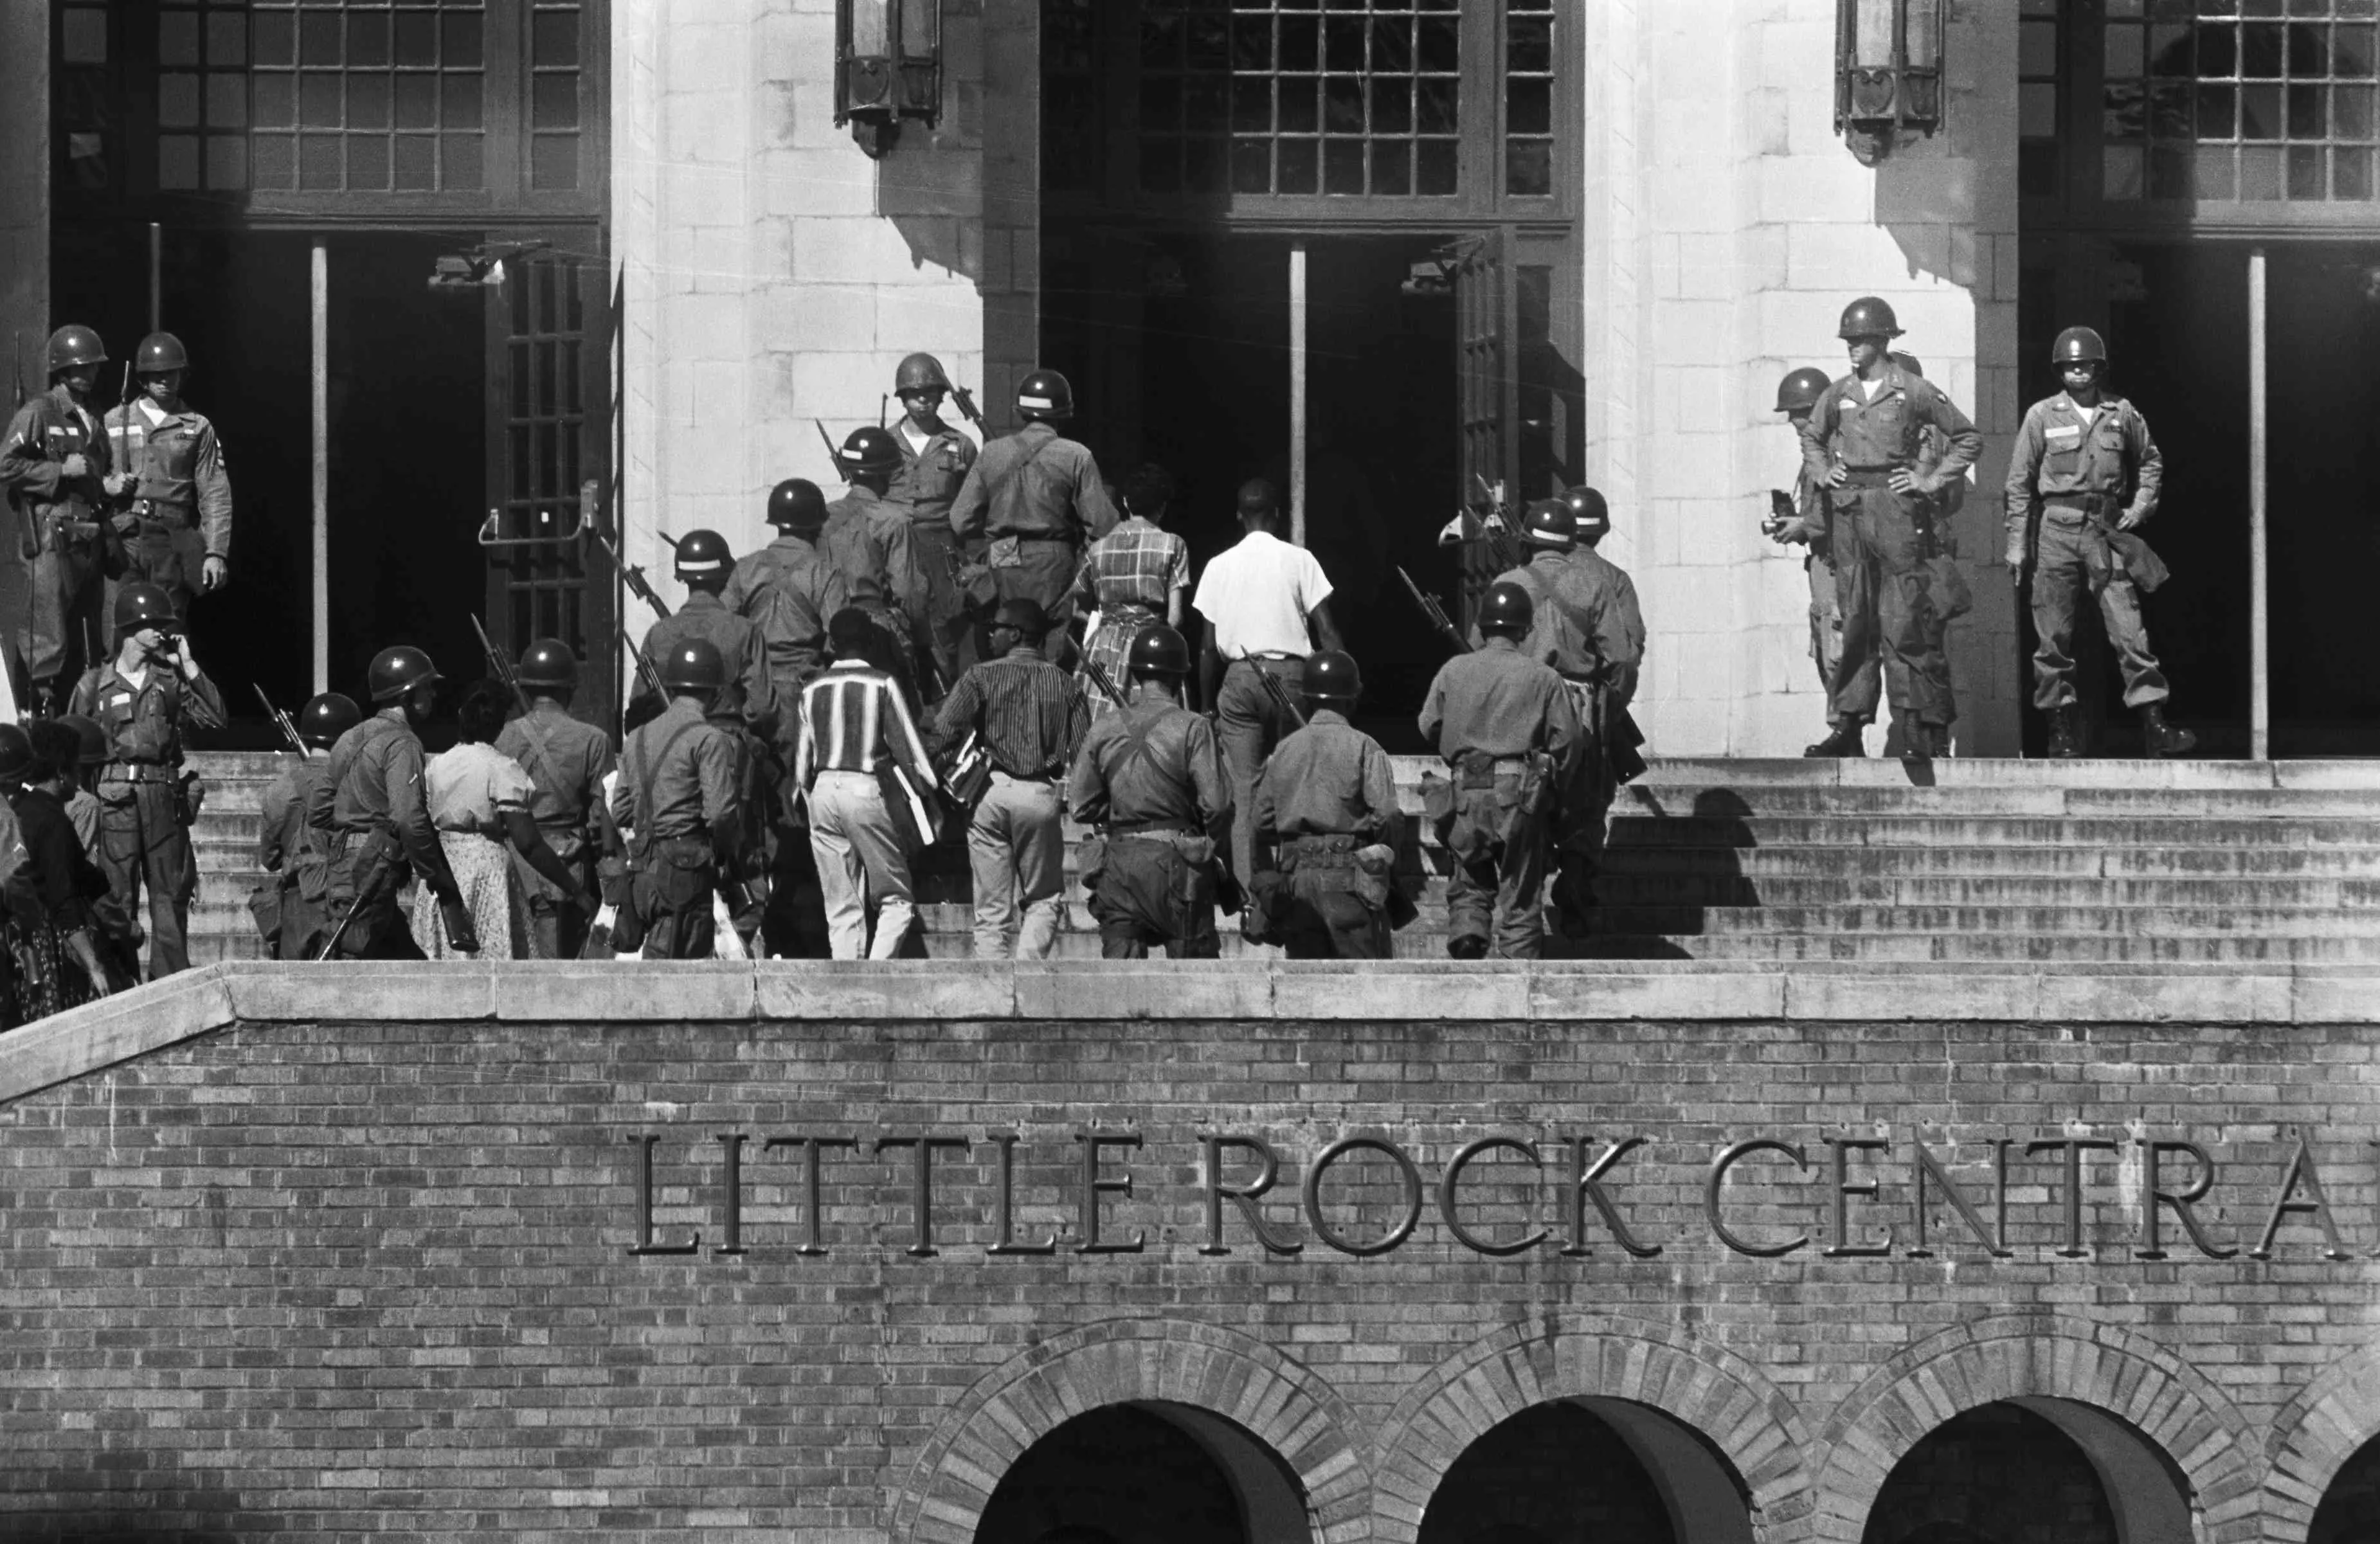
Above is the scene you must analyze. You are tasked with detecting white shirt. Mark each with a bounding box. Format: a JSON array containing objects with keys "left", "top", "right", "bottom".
[{"left": 1191, "top": 529, "right": 1332, "bottom": 660}]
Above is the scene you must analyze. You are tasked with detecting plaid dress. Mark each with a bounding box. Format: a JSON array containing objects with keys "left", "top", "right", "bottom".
[{"left": 1074, "top": 518, "right": 1189, "bottom": 719}]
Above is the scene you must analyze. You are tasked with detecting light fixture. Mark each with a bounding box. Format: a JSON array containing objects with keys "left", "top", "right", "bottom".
[
  {"left": 427, "top": 239, "right": 550, "bottom": 294},
  {"left": 836, "top": 0, "right": 944, "bottom": 159},
  {"left": 1835, "top": 0, "right": 1945, "bottom": 166}
]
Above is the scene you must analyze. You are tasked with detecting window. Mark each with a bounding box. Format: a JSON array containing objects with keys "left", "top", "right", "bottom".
[
  {"left": 2103, "top": 0, "right": 2380, "bottom": 203},
  {"left": 2019, "top": 0, "right": 2062, "bottom": 199}
]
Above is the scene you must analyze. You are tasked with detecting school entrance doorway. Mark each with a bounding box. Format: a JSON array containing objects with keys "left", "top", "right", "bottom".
[
  {"left": 1038, "top": 0, "right": 1584, "bottom": 746},
  {"left": 43, "top": 0, "right": 611, "bottom": 739}
]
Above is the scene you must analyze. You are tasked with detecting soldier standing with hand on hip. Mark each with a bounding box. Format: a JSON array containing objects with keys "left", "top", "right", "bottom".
[
  {"left": 2005, "top": 326, "right": 2195, "bottom": 759},
  {"left": 103, "top": 332, "right": 232, "bottom": 624},
  {"left": 1798, "top": 297, "right": 1981, "bottom": 763}
]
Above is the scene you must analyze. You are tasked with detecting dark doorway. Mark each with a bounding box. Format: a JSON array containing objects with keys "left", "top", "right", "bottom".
[
  {"left": 2104, "top": 240, "right": 2380, "bottom": 755},
  {"left": 1419, "top": 1401, "right": 1686, "bottom": 1544},
  {"left": 974, "top": 1404, "right": 1259, "bottom": 1544},
  {"left": 1042, "top": 228, "right": 1463, "bottom": 750},
  {"left": 2311, "top": 1433, "right": 2380, "bottom": 1544},
  {"left": 50, "top": 225, "right": 487, "bottom": 737},
  {"left": 1862, "top": 1403, "right": 2115, "bottom": 1544}
]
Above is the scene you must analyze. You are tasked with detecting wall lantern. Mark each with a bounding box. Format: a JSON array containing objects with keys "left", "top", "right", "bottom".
[
  {"left": 1834, "top": 0, "right": 1944, "bottom": 166},
  {"left": 835, "top": 0, "right": 943, "bottom": 158}
]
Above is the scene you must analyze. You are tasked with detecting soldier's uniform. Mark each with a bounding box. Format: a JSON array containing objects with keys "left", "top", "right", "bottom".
[
  {"left": 1250, "top": 662, "right": 1403, "bottom": 960},
  {"left": 2005, "top": 327, "right": 2190, "bottom": 757},
  {"left": 495, "top": 699, "right": 614, "bottom": 960},
  {"left": 948, "top": 371, "right": 1120, "bottom": 636},
  {"left": 1067, "top": 636, "right": 1231, "bottom": 960},
  {"left": 1772, "top": 368, "right": 1855, "bottom": 716},
  {"left": 1798, "top": 307, "right": 1981, "bottom": 750},
  {"left": 630, "top": 589, "right": 776, "bottom": 735},
  {"left": 1, "top": 368, "right": 117, "bottom": 706},
  {"left": 611, "top": 695, "right": 742, "bottom": 960},
  {"left": 255, "top": 750, "right": 334, "bottom": 960},
  {"left": 308, "top": 701, "right": 469, "bottom": 961},
  {"left": 67, "top": 622, "right": 224, "bottom": 980},
  {"left": 102, "top": 397, "right": 230, "bottom": 622},
  {"left": 1421, "top": 587, "right": 1580, "bottom": 961},
  {"left": 723, "top": 521, "right": 849, "bottom": 730},
  {"left": 887, "top": 403, "right": 982, "bottom": 687}
]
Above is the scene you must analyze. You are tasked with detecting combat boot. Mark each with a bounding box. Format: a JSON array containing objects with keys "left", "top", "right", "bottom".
[
  {"left": 1803, "top": 721, "right": 1866, "bottom": 758},
  {"left": 2140, "top": 701, "right": 2199, "bottom": 758},
  {"left": 2045, "top": 705, "right": 2080, "bottom": 759},
  {"left": 1898, "top": 719, "right": 1944, "bottom": 764}
]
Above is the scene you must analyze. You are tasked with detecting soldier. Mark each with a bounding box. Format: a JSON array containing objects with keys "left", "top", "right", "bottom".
[
  {"left": 825, "top": 427, "right": 919, "bottom": 639},
  {"left": 2005, "top": 326, "right": 2196, "bottom": 759},
  {"left": 1067, "top": 624, "right": 1232, "bottom": 960},
  {"left": 307, "top": 646, "right": 477, "bottom": 960},
  {"left": 930, "top": 598, "right": 1087, "bottom": 960},
  {"left": 2, "top": 721, "right": 115, "bottom": 1012},
  {"left": 66, "top": 582, "right": 225, "bottom": 978},
  {"left": 1798, "top": 297, "right": 1982, "bottom": 762},
  {"left": 948, "top": 367, "right": 1121, "bottom": 638},
  {"left": 885, "top": 352, "right": 982, "bottom": 687},
  {"left": 609, "top": 640, "right": 746, "bottom": 960},
  {"left": 1250, "top": 650, "right": 1404, "bottom": 960},
  {"left": 1073, "top": 462, "right": 1189, "bottom": 723},
  {"left": 1765, "top": 366, "right": 1864, "bottom": 744},
  {"left": 1, "top": 325, "right": 131, "bottom": 714},
  {"left": 1420, "top": 581, "right": 1581, "bottom": 961},
  {"left": 627, "top": 528, "right": 776, "bottom": 735},
  {"left": 494, "top": 640, "right": 616, "bottom": 958},
  {"left": 252, "top": 692, "right": 359, "bottom": 961},
  {"left": 53, "top": 714, "right": 107, "bottom": 857},
  {"left": 102, "top": 332, "right": 233, "bottom": 624},
  {"left": 1193, "top": 478, "right": 1343, "bottom": 886},
  {"left": 724, "top": 478, "right": 851, "bottom": 735},
  {"left": 794, "top": 610, "right": 941, "bottom": 960}
]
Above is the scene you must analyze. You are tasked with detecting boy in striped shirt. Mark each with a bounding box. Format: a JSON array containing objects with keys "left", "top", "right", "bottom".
[{"left": 795, "top": 609, "right": 942, "bottom": 959}]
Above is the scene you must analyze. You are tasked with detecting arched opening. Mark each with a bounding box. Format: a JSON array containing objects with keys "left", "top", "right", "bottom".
[
  {"left": 2310, "top": 1432, "right": 2380, "bottom": 1544},
  {"left": 1861, "top": 1398, "right": 2194, "bottom": 1544},
  {"left": 973, "top": 1399, "right": 1312, "bottom": 1544},
  {"left": 1417, "top": 1396, "right": 1754, "bottom": 1544}
]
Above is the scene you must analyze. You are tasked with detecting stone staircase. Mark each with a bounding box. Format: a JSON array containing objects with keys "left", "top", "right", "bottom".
[{"left": 180, "top": 753, "right": 2380, "bottom": 966}]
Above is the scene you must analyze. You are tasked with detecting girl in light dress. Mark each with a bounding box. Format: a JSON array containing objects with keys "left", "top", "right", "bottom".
[{"left": 411, "top": 681, "right": 590, "bottom": 958}]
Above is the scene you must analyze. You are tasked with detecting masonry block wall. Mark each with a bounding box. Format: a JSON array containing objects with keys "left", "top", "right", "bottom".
[{"left": 5, "top": 998, "right": 2380, "bottom": 1542}]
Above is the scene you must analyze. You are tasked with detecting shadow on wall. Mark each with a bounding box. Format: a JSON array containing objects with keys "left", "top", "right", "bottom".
[
  {"left": 878, "top": 128, "right": 984, "bottom": 287},
  {"left": 19, "top": 1462, "right": 251, "bottom": 1544}
]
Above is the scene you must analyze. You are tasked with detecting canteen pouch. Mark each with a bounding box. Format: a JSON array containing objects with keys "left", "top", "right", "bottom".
[
  {"left": 246, "top": 880, "right": 282, "bottom": 947},
  {"left": 598, "top": 853, "right": 645, "bottom": 953},
  {"left": 1420, "top": 769, "right": 1456, "bottom": 826},
  {"left": 1074, "top": 834, "right": 1107, "bottom": 892},
  {"left": 987, "top": 534, "right": 1023, "bottom": 570},
  {"left": 630, "top": 837, "right": 713, "bottom": 922}
]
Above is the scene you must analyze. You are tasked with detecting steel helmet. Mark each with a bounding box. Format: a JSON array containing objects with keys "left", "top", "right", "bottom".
[
  {"left": 516, "top": 638, "right": 578, "bottom": 690},
  {"left": 1015, "top": 368, "right": 1076, "bottom": 422},
  {"left": 767, "top": 478, "right": 827, "bottom": 530},
  {"left": 1836, "top": 296, "right": 1904, "bottom": 341},
  {"left": 1774, "top": 367, "right": 1832, "bottom": 414},
  {"left": 44, "top": 324, "right": 107, "bottom": 376},
  {"left": 134, "top": 332, "right": 189, "bottom": 375},
  {"left": 658, "top": 638, "right": 728, "bottom": 692},
  {"left": 1522, "top": 500, "right": 1576, "bottom": 549},
  {"left": 55, "top": 714, "right": 107, "bottom": 768},
  {"left": 895, "top": 352, "right": 951, "bottom": 395},
  {"left": 113, "top": 582, "right": 177, "bottom": 636},
  {"left": 672, "top": 528, "right": 733, "bottom": 580},
  {"left": 1559, "top": 485, "right": 1611, "bottom": 543},
  {"left": 367, "top": 645, "right": 442, "bottom": 704},
  {"left": 2051, "top": 326, "right": 2109, "bottom": 366},
  {"left": 0, "top": 724, "right": 33, "bottom": 783},
  {"left": 1477, "top": 580, "right": 1535, "bottom": 636},
  {"left": 1127, "top": 624, "right": 1191, "bottom": 678},
  {"left": 838, "top": 426, "right": 903, "bottom": 478},
  {"left": 299, "top": 692, "right": 362, "bottom": 748},
  {"left": 1303, "top": 650, "right": 1361, "bottom": 703}
]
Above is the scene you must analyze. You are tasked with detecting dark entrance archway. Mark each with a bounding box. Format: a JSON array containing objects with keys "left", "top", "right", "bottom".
[
  {"left": 973, "top": 1399, "right": 1311, "bottom": 1544},
  {"left": 1861, "top": 1398, "right": 2195, "bottom": 1544},
  {"left": 1416, "top": 1396, "right": 1755, "bottom": 1544},
  {"left": 2310, "top": 1432, "right": 2380, "bottom": 1544}
]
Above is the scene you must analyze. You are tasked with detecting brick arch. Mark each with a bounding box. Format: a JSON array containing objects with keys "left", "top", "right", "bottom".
[
  {"left": 1812, "top": 1315, "right": 2262, "bottom": 1544},
  {"left": 888, "top": 1316, "right": 1373, "bottom": 1544},
  {"left": 2263, "top": 1342, "right": 2380, "bottom": 1541},
  {"left": 1369, "top": 1313, "right": 1817, "bottom": 1544}
]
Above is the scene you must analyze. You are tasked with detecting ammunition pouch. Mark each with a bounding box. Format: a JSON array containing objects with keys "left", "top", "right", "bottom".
[
  {"left": 630, "top": 835, "right": 716, "bottom": 925},
  {"left": 322, "top": 827, "right": 404, "bottom": 958}
]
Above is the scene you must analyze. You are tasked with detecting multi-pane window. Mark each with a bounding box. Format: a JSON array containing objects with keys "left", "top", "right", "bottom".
[
  {"left": 1139, "top": 0, "right": 1465, "bottom": 198},
  {"left": 2104, "top": 0, "right": 2380, "bottom": 202},
  {"left": 498, "top": 258, "right": 592, "bottom": 657},
  {"left": 527, "top": 2, "right": 584, "bottom": 192},
  {"left": 2019, "top": 0, "right": 2061, "bottom": 198},
  {"left": 246, "top": 0, "right": 489, "bottom": 194},
  {"left": 1505, "top": 0, "right": 1555, "bottom": 195}
]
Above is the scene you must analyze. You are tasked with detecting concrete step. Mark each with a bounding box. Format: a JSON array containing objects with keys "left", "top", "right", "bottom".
[
  {"left": 1594, "top": 844, "right": 2380, "bottom": 878},
  {"left": 911, "top": 929, "right": 2380, "bottom": 964}
]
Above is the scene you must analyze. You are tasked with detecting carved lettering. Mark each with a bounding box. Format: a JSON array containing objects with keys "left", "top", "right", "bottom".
[
  {"left": 1822, "top": 1136, "right": 1893, "bottom": 1258},
  {"left": 987, "top": 1133, "right": 1058, "bottom": 1256},
  {"left": 1073, "top": 1130, "right": 1145, "bottom": 1254},
  {"left": 1907, "top": 1136, "right": 2012, "bottom": 1259},
  {"left": 874, "top": 1134, "right": 971, "bottom": 1258},
  {"left": 2251, "top": 1129, "right": 2352, "bottom": 1261},
  {"left": 762, "top": 1135, "right": 858, "bottom": 1256},
  {"left": 1706, "top": 1139, "right": 1808, "bottom": 1257},
  {"left": 1436, "top": 1136, "right": 1546, "bottom": 1257},
  {"left": 2026, "top": 1137, "right": 2120, "bottom": 1259},
  {"left": 627, "top": 1134, "right": 700, "bottom": 1257},
  {"left": 1303, "top": 1136, "right": 1423, "bottom": 1257},
  {"left": 1558, "top": 1136, "right": 1662, "bottom": 1259},
  {"left": 1199, "top": 1134, "right": 1303, "bottom": 1256},
  {"left": 2135, "top": 1137, "right": 2236, "bottom": 1261}
]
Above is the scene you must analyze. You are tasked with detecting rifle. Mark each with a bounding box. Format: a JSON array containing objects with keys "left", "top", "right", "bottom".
[
  {"left": 1082, "top": 658, "right": 1128, "bottom": 711},
  {"left": 1254, "top": 663, "right": 1307, "bottom": 731},
  {"left": 1468, "top": 472, "right": 1525, "bottom": 573},
  {"left": 816, "top": 417, "right": 843, "bottom": 469},
  {"left": 1395, "top": 566, "right": 1471, "bottom": 656},
  {"left": 949, "top": 384, "right": 985, "bottom": 430},
  {"left": 581, "top": 477, "right": 672, "bottom": 620},
  {"left": 473, "top": 614, "right": 533, "bottom": 716},
  {"left": 253, "top": 684, "right": 305, "bottom": 755},
  {"left": 622, "top": 619, "right": 670, "bottom": 709}
]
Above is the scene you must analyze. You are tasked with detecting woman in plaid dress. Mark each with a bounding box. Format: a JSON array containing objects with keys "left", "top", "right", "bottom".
[{"left": 1072, "top": 464, "right": 1190, "bottom": 719}]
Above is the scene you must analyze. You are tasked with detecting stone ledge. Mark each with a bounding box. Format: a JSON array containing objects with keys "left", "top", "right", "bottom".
[{"left": 1, "top": 960, "right": 2374, "bottom": 1106}]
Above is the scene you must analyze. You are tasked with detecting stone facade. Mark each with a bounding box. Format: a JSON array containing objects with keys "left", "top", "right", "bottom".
[{"left": 4, "top": 962, "right": 2379, "bottom": 1541}]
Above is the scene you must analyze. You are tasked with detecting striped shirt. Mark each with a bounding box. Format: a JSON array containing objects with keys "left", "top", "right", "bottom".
[
  {"left": 1074, "top": 517, "right": 1188, "bottom": 614},
  {"left": 795, "top": 660, "right": 937, "bottom": 788},
  {"left": 931, "top": 646, "right": 1088, "bottom": 780}
]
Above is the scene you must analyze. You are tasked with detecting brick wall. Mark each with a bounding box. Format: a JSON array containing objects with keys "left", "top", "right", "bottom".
[{"left": 4, "top": 973, "right": 2380, "bottom": 1542}]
